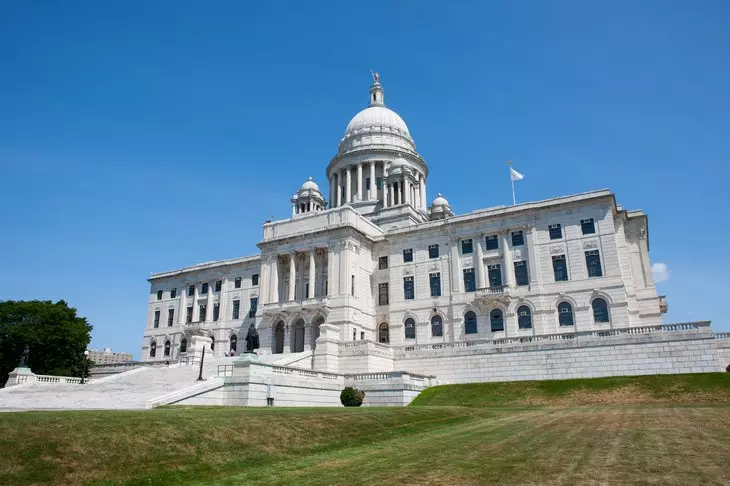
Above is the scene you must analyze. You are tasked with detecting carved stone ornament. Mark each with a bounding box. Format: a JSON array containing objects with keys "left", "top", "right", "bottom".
[
  {"left": 583, "top": 240, "right": 599, "bottom": 250},
  {"left": 512, "top": 249, "right": 523, "bottom": 259},
  {"left": 549, "top": 246, "right": 565, "bottom": 255},
  {"left": 639, "top": 226, "right": 647, "bottom": 239},
  {"left": 403, "top": 267, "right": 414, "bottom": 276}
]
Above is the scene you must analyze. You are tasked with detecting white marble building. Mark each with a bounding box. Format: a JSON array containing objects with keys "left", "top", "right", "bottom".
[{"left": 141, "top": 75, "right": 693, "bottom": 382}]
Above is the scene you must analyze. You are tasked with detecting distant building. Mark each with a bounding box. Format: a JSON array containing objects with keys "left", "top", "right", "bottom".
[{"left": 87, "top": 348, "right": 133, "bottom": 365}]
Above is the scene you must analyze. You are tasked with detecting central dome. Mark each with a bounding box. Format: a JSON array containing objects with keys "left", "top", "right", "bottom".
[{"left": 343, "top": 106, "right": 411, "bottom": 139}]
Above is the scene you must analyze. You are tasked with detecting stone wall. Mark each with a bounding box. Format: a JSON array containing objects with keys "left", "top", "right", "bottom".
[{"left": 716, "top": 333, "right": 730, "bottom": 371}]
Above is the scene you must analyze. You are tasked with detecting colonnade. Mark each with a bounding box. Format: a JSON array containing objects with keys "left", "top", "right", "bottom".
[
  {"left": 329, "top": 161, "right": 426, "bottom": 211},
  {"left": 177, "top": 277, "right": 228, "bottom": 324},
  {"left": 267, "top": 248, "right": 329, "bottom": 303}
]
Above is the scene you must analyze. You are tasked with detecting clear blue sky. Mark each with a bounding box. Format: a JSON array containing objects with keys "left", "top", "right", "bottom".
[{"left": 1, "top": 1, "right": 728, "bottom": 358}]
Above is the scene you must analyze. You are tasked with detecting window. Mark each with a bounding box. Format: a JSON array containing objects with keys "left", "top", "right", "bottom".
[
  {"left": 558, "top": 302, "right": 574, "bottom": 326},
  {"left": 376, "top": 177, "right": 382, "bottom": 190},
  {"left": 232, "top": 300, "right": 240, "bottom": 319},
  {"left": 581, "top": 218, "right": 596, "bottom": 235},
  {"left": 378, "top": 323, "right": 389, "bottom": 343},
  {"left": 199, "top": 304, "right": 207, "bottom": 321},
  {"left": 403, "top": 276, "right": 414, "bottom": 300},
  {"left": 351, "top": 275, "right": 355, "bottom": 296},
  {"left": 379, "top": 256, "right": 388, "bottom": 270},
  {"left": 585, "top": 250, "right": 603, "bottom": 278},
  {"left": 164, "top": 340, "right": 171, "bottom": 357},
  {"left": 230, "top": 335, "right": 237, "bottom": 352},
  {"left": 490, "top": 309, "right": 504, "bottom": 332},
  {"left": 214, "top": 280, "right": 222, "bottom": 292},
  {"left": 366, "top": 177, "right": 370, "bottom": 191},
  {"left": 431, "top": 315, "right": 443, "bottom": 337},
  {"left": 210, "top": 335, "right": 215, "bottom": 351},
  {"left": 378, "top": 283, "right": 389, "bottom": 305},
  {"left": 180, "top": 338, "right": 187, "bottom": 353},
  {"left": 430, "top": 273, "right": 441, "bottom": 297},
  {"left": 171, "top": 288, "right": 177, "bottom": 299},
  {"left": 234, "top": 277, "right": 242, "bottom": 289},
  {"left": 514, "top": 261, "right": 529, "bottom": 286},
  {"left": 461, "top": 239, "right": 473, "bottom": 254},
  {"left": 186, "top": 306, "right": 193, "bottom": 323},
  {"left": 552, "top": 255, "right": 569, "bottom": 281},
  {"left": 149, "top": 341, "right": 157, "bottom": 358},
  {"left": 213, "top": 303, "right": 220, "bottom": 321},
  {"left": 517, "top": 306, "right": 532, "bottom": 329},
  {"left": 485, "top": 235, "right": 498, "bottom": 250},
  {"left": 549, "top": 224, "right": 562, "bottom": 240},
  {"left": 511, "top": 230, "right": 524, "bottom": 246},
  {"left": 156, "top": 290, "right": 163, "bottom": 300},
  {"left": 153, "top": 310, "right": 160, "bottom": 328},
  {"left": 404, "top": 318, "right": 416, "bottom": 339},
  {"left": 463, "top": 268, "right": 476, "bottom": 292},
  {"left": 488, "top": 264, "right": 502, "bottom": 288},
  {"left": 428, "top": 244, "right": 439, "bottom": 259},
  {"left": 465, "top": 311, "right": 477, "bottom": 334},
  {"left": 201, "top": 283, "right": 209, "bottom": 295},
  {"left": 403, "top": 248, "right": 413, "bottom": 263},
  {"left": 592, "top": 298, "right": 609, "bottom": 323},
  {"left": 167, "top": 309, "right": 174, "bottom": 327},
  {"left": 252, "top": 274, "right": 259, "bottom": 286},
  {"left": 249, "top": 298, "right": 258, "bottom": 318},
  {"left": 188, "top": 285, "right": 195, "bottom": 297}
]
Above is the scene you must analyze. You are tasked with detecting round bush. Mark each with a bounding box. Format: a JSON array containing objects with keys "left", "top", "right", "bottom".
[{"left": 340, "top": 386, "right": 365, "bottom": 407}]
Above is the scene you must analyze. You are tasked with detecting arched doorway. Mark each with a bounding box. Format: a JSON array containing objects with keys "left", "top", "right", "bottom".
[
  {"left": 378, "top": 322, "right": 389, "bottom": 343},
  {"left": 274, "top": 321, "right": 285, "bottom": 354},
  {"left": 311, "top": 315, "right": 325, "bottom": 350},
  {"left": 292, "top": 318, "right": 305, "bottom": 353}
]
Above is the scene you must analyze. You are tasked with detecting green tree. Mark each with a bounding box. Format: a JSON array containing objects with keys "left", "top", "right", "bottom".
[{"left": 0, "top": 300, "right": 92, "bottom": 387}]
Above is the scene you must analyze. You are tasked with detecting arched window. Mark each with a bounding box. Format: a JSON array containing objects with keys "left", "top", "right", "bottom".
[
  {"left": 431, "top": 315, "right": 443, "bottom": 337},
  {"left": 274, "top": 321, "right": 285, "bottom": 354},
  {"left": 517, "top": 306, "right": 532, "bottom": 329},
  {"left": 464, "top": 311, "right": 477, "bottom": 334},
  {"left": 404, "top": 318, "right": 416, "bottom": 339},
  {"left": 180, "top": 338, "right": 187, "bottom": 353},
  {"left": 592, "top": 298, "right": 609, "bottom": 323},
  {"left": 209, "top": 334, "right": 215, "bottom": 351},
  {"left": 164, "top": 340, "right": 171, "bottom": 357},
  {"left": 558, "top": 302, "right": 574, "bottom": 326},
  {"left": 149, "top": 341, "right": 157, "bottom": 358},
  {"left": 490, "top": 309, "right": 504, "bottom": 332},
  {"left": 229, "top": 335, "right": 237, "bottom": 352},
  {"left": 378, "top": 323, "right": 390, "bottom": 343}
]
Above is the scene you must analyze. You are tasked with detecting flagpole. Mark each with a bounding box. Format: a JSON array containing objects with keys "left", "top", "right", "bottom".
[{"left": 509, "top": 160, "right": 516, "bottom": 205}]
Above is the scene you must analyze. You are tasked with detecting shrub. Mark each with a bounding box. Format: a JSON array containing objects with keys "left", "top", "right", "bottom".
[{"left": 340, "top": 387, "right": 365, "bottom": 407}]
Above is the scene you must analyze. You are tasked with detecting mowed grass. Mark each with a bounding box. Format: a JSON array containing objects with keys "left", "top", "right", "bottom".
[{"left": 0, "top": 373, "right": 728, "bottom": 485}]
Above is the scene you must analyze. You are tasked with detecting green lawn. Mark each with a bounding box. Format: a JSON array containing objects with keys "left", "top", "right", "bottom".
[{"left": 1, "top": 373, "right": 729, "bottom": 485}]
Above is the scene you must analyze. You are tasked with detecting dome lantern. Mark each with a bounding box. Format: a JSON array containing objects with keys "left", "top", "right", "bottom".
[{"left": 291, "top": 177, "right": 326, "bottom": 217}]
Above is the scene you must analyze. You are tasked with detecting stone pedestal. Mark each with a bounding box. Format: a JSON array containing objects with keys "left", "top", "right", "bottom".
[
  {"left": 187, "top": 335, "right": 212, "bottom": 365},
  {"left": 313, "top": 323, "right": 340, "bottom": 373},
  {"left": 6, "top": 367, "right": 36, "bottom": 386}
]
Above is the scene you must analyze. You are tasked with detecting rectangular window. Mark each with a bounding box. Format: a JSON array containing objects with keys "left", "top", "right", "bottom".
[
  {"left": 153, "top": 310, "right": 160, "bottom": 328},
  {"left": 215, "top": 280, "right": 222, "bottom": 292},
  {"left": 549, "top": 224, "right": 562, "bottom": 240},
  {"left": 514, "top": 261, "right": 529, "bottom": 286},
  {"left": 463, "top": 268, "right": 476, "bottom": 292},
  {"left": 186, "top": 306, "right": 193, "bottom": 323},
  {"left": 585, "top": 250, "right": 603, "bottom": 277},
  {"left": 379, "top": 256, "right": 388, "bottom": 269},
  {"left": 156, "top": 290, "right": 163, "bottom": 300},
  {"left": 252, "top": 274, "right": 259, "bottom": 286},
  {"left": 249, "top": 298, "right": 258, "bottom": 318},
  {"left": 581, "top": 218, "right": 596, "bottom": 235},
  {"left": 234, "top": 277, "right": 242, "bottom": 289},
  {"left": 403, "top": 276, "right": 414, "bottom": 300},
  {"left": 378, "top": 283, "right": 389, "bottom": 306},
  {"left": 488, "top": 264, "right": 503, "bottom": 288},
  {"left": 213, "top": 303, "right": 220, "bottom": 321},
  {"left": 201, "top": 283, "right": 209, "bottom": 295},
  {"left": 485, "top": 235, "right": 498, "bottom": 250},
  {"left": 552, "top": 255, "right": 569, "bottom": 281},
  {"left": 365, "top": 177, "right": 370, "bottom": 191},
  {"left": 232, "top": 300, "right": 240, "bottom": 320},
  {"left": 428, "top": 244, "right": 439, "bottom": 259},
  {"left": 403, "top": 248, "right": 413, "bottom": 263},
  {"left": 376, "top": 177, "right": 382, "bottom": 190},
  {"left": 461, "top": 239, "right": 473, "bottom": 254},
  {"left": 351, "top": 275, "right": 355, "bottom": 296},
  {"left": 511, "top": 230, "right": 524, "bottom": 246},
  {"left": 430, "top": 272, "right": 441, "bottom": 297},
  {"left": 167, "top": 309, "right": 174, "bottom": 327},
  {"left": 199, "top": 304, "right": 207, "bottom": 321},
  {"left": 188, "top": 285, "right": 195, "bottom": 297},
  {"left": 171, "top": 288, "right": 177, "bottom": 299}
]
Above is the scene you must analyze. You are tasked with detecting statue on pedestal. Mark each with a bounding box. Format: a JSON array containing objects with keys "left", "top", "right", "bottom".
[
  {"left": 18, "top": 346, "right": 30, "bottom": 368},
  {"left": 245, "top": 323, "right": 260, "bottom": 353}
]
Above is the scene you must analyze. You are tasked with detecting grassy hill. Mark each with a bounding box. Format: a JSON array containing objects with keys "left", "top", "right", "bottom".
[{"left": 410, "top": 372, "right": 730, "bottom": 407}]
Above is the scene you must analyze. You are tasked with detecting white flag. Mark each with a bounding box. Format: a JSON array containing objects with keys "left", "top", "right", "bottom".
[{"left": 510, "top": 167, "right": 524, "bottom": 181}]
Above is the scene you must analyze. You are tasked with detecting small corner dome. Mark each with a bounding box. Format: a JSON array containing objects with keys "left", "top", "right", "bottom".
[
  {"left": 432, "top": 193, "right": 449, "bottom": 207},
  {"left": 300, "top": 177, "right": 320, "bottom": 192}
]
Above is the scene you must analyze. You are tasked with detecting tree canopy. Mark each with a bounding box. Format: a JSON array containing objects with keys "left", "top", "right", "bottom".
[{"left": 0, "top": 300, "right": 92, "bottom": 387}]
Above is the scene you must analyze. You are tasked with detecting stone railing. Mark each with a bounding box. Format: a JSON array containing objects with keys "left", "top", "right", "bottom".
[
  {"left": 477, "top": 285, "right": 505, "bottom": 295},
  {"left": 714, "top": 332, "right": 730, "bottom": 340},
  {"left": 262, "top": 296, "right": 329, "bottom": 314},
  {"left": 340, "top": 340, "right": 395, "bottom": 359},
  {"left": 270, "top": 365, "right": 339, "bottom": 381},
  {"left": 9, "top": 373, "right": 90, "bottom": 386}
]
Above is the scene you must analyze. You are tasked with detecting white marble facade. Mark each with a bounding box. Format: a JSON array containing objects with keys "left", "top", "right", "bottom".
[{"left": 142, "top": 76, "right": 667, "bottom": 373}]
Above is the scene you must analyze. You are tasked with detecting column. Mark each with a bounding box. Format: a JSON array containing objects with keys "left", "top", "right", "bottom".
[
  {"left": 206, "top": 280, "right": 214, "bottom": 321},
  {"left": 178, "top": 282, "right": 187, "bottom": 324},
  {"left": 421, "top": 176, "right": 427, "bottom": 211},
  {"left": 271, "top": 256, "right": 279, "bottom": 303},
  {"left": 292, "top": 203, "right": 296, "bottom": 217},
  {"left": 308, "top": 249, "right": 316, "bottom": 299},
  {"left": 383, "top": 179, "right": 389, "bottom": 208},
  {"left": 192, "top": 284, "right": 199, "bottom": 321},
  {"left": 326, "top": 245, "right": 335, "bottom": 296},
  {"left": 526, "top": 226, "right": 540, "bottom": 285},
  {"left": 450, "top": 239, "right": 462, "bottom": 293},
  {"left": 336, "top": 173, "right": 342, "bottom": 207},
  {"left": 501, "top": 232, "right": 516, "bottom": 288},
  {"left": 288, "top": 253, "right": 296, "bottom": 301},
  {"left": 329, "top": 175, "right": 334, "bottom": 208},
  {"left": 369, "top": 162, "right": 376, "bottom": 200},
  {"left": 475, "top": 235, "right": 486, "bottom": 289},
  {"left": 357, "top": 163, "right": 363, "bottom": 201},
  {"left": 404, "top": 178, "right": 410, "bottom": 205},
  {"left": 345, "top": 168, "right": 352, "bottom": 203},
  {"left": 218, "top": 277, "right": 227, "bottom": 322}
]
